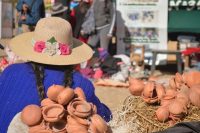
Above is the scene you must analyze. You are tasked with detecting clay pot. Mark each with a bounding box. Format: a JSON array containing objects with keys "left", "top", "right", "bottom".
[
  {"left": 182, "top": 71, "right": 200, "bottom": 88},
  {"left": 49, "top": 119, "right": 67, "bottom": 133},
  {"left": 21, "top": 104, "right": 42, "bottom": 126},
  {"left": 57, "top": 88, "right": 75, "bottom": 105},
  {"left": 89, "top": 114, "right": 108, "bottom": 133},
  {"left": 189, "top": 85, "right": 200, "bottom": 107},
  {"left": 155, "top": 84, "right": 166, "bottom": 101},
  {"left": 66, "top": 116, "right": 88, "bottom": 133},
  {"left": 175, "top": 73, "right": 184, "bottom": 84},
  {"left": 128, "top": 77, "right": 144, "bottom": 96},
  {"left": 155, "top": 106, "right": 169, "bottom": 122},
  {"left": 143, "top": 81, "right": 155, "bottom": 98},
  {"left": 169, "top": 77, "right": 177, "bottom": 90},
  {"left": 74, "top": 87, "right": 86, "bottom": 100},
  {"left": 42, "top": 104, "right": 65, "bottom": 122},
  {"left": 29, "top": 121, "right": 50, "bottom": 133},
  {"left": 41, "top": 98, "right": 56, "bottom": 107},
  {"left": 168, "top": 100, "right": 187, "bottom": 119},
  {"left": 47, "top": 85, "right": 65, "bottom": 102},
  {"left": 67, "top": 98, "right": 93, "bottom": 118},
  {"left": 176, "top": 91, "right": 190, "bottom": 107},
  {"left": 141, "top": 93, "right": 158, "bottom": 104}
]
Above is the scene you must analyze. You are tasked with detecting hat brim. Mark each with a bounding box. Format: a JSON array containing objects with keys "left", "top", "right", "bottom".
[
  {"left": 9, "top": 32, "right": 93, "bottom": 65},
  {"left": 50, "top": 6, "right": 68, "bottom": 15}
]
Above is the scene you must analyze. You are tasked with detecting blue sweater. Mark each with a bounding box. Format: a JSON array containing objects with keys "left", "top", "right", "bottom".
[{"left": 0, "top": 63, "right": 111, "bottom": 132}]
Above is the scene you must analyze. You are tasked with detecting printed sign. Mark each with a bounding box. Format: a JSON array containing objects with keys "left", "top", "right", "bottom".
[{"left": 116, "top": 0, "right": 168, "bottom": 65}]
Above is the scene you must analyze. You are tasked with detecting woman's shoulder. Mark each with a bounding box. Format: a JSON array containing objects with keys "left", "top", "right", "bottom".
[
  {"left": 72, "top": 71, "right": 94, "bottom": 85},
  {"left": 2, "top": 63, "right": 32, "bottom": 76}
]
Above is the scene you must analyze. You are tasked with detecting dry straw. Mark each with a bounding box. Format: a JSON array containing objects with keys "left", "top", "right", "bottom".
[{"left": 110, "top": 95, "right": 200, "bottom": 133}]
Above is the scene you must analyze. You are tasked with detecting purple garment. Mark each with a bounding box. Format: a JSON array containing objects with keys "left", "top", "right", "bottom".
[{"left": 0, "top": 63, "right": 111, "bottom": 132}]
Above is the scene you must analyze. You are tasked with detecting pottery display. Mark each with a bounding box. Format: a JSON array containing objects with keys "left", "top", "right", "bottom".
[
  {"left": 182, "top": 71, "right": 200, "bottom": 88},
  {"left": 21, "top": 104, "right": 42, "bottom": 126},
  {"left": 21, "top": 84, "right": 110, "bottom": 133}
]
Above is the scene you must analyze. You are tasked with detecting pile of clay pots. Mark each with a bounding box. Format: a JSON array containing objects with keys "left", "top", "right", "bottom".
[
  {"left": 129, "top": 71, "right": 200, "bottom": 124},
  {"left": 21, "top": 85, "right": 112, "bottom": 133}
]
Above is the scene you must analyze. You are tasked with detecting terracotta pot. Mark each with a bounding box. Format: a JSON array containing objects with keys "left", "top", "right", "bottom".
[
  {"left": 156, "top": 84, "right": 166, "bottom": 101},
  {"left": 175, "top": 72, "right": 183, "bottom": 84},
  {"left": 128, "top": 77, "right": 144, "bottom": 96},
  {"left": 182, "top": 71, "right": 200, "bottom": 88},
  {"left": 74, "top": 87, "right": 86, "bottom": 100},
  {"left": 66, "top": 116, "right": 88, "bottom": 133},
  {"left": 168, "top": 100, "right": 187, "bottom": 118},
  {"left": 47, "top": 85, "right": 65, "bottom": 102},
  {"left": 21, "top": 104, "right": 42, "bottom": 126},
  {"left": 67, "top": 98, "right": 93, "bottom": 118},
  {"left": 169, "top": 77, "right": 177, "bottom": 90},
  {"left": 89, "top": 114, "right": 108, "bottom": 133},
  {"left": 41, "top": 98, "right": 56, "bottom": 107},
  {"left": 57, "top": 88, "right": 75, "bottom": 105},
  {"left": 176, "top": 91, "right": 190, "bottom": 108},
  {"left": 155, "top": 106, "right": 169, "bottom": 122},
  {"left": 42, "top": 104, "right": 65, "bottom": 122},
  {"left": 49, "top": 119, "right": 67, "bottom": 133},
  {"left": 29, "top": 121, "right": 50, "bottom": 133},
  {"left": 143, "top": 81, "right": 155, "bottom": 98},
  {"left": 141, "top": 93, "right": 158, "bottom": 104},
  {"left": 189, "top": 86, "right": 200, "bottom": 107}
]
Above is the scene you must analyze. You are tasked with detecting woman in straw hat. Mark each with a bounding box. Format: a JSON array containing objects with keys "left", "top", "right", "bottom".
[{"left": 0, "top": 17, "right": 111, "bottom": 132}]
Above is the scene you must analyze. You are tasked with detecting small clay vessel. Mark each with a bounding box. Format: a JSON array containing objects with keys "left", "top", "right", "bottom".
[
  {"left": 128, "top": 77, "right": 144, "bottom": 96},
  {"left": 49, "top": 119, "right": 67, "bottom": 133},
  {"left": 155, "top": 106, "right": 169, "bottom": 122},
  {"left": 168, "top": 100, "right": 187, "bottom": 118},
  {"left": 57, "top": 87, "right": 75, "bottom": 105},
  {"left": 42, "top": 104, "right": 65, "bottom": 122},
  {"left": 74, "top": 87, "right": 86, "bottom": 100},
  {"left": 47, "top": 85, "right": 65, "bottom": 102},
  {"left": 156, "top": 84, "right": 166, "bottom": 101},
  {"left": 182, "top": 71, "right": 200, "bottom": 87},
  {"left": 189, "top": 86, "right": 200, "bottom": 107},
  {"left": 66, "top": 116, "right": 88, "bottom": 133},
  {"left": 142, "top": 81, "right": 155, "bottom": 98},
  {"left": 21, "top": 104, "right": 42, "bottom": 126},
  {"left": 89, "top": 114, "right": 108, "bottom": 133},
  {"left": 41, "top": 98, "right": 56, "bottom": 107}
]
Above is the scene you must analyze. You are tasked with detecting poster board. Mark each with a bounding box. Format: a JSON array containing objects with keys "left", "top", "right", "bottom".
[{"left": 116, "top": 0, "right": 168, "bottom": 65}]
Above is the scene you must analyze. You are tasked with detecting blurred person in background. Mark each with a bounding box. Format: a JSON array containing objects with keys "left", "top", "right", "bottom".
[
  {"left": 71, "top": 0, "right": 92, "bottom": 43},
  {"left": 16, "top": 0, "right": 45, "bottom": 32},
  {"left": 85, "top": 0, "right": 116, "bottom": 51}
]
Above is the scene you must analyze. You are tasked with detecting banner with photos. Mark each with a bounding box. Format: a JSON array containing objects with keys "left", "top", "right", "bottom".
[{"left": 116, "top": 0, "right": 168, "bottom": 65}]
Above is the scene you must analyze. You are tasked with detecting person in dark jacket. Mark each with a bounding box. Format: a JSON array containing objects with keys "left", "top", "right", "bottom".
[{"left": 16, "top": 0, "right": 45, "bottom": 32}]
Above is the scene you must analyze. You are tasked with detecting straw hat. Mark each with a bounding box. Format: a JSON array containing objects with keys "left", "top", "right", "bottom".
[
  {"left": 9, "top": 17, "right": 93, "bottom": 65},
  {"left": 50, "top": 2, "right": 68, "bottom": 15}
]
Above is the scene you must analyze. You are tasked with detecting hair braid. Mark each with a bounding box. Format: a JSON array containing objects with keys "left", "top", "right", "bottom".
[
  {"left": 63, "top": 65, "right": 74, "bottom": 87},
  {"left": 31, "top": 63, "right": 45, "bottom": 102}
]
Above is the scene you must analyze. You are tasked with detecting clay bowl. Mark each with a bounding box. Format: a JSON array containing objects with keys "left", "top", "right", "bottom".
[
  {"left": 42, "top": 104, "right": 65, "bottom": 122},
  {"left": 182, "top": 71, "right": 200, "bottom": 87},
  {"left": 57, "top": 88, "right": 75, "bottom": 105},
  {"left": 155, "top": 106, "right": 169, "bottom": 122},
  {"left": 41, "top": 98, "right": 56, "bottom": 107},
  {"left": 21, "top": 104, "right": 42, "bottom": 126},
  {"left": 74, "top": 87, "right": 86, "bottom": 100},
  {"left": 142, "top": 81, "right": 155, "bottom": 98},
  {"left": 47, "top": 85, "right": 65, "bottom": 102},
  {"left": 49, "top": 119, "right": 67, "bottom": 133},
  {"left": 89, "top": 114, "right": 108, "bottom": 133}
]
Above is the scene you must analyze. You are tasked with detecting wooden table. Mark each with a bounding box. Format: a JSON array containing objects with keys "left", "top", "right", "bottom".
[{"left": 151, "top": 50, "right": 182, "bottom": 74}]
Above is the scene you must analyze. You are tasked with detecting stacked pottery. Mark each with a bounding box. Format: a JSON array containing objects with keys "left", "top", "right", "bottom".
[
  {"left": 182, "top": 71, "right": 200, "bottom": 88},
  {"left": 128, "top": 77, "right": 145, "bottom": 96},
  {"left": 141, "top": 81, "right": 165, "bottom": 104},
  {"left": 21, "top": 85, "right": 112, "bottom": 133}
]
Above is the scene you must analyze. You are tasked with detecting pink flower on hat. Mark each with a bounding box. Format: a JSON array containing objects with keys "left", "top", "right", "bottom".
[
  {"left": 59, "top": 43, "right": 71, "bottom": 55},
  {"left": 34, "top": 41, "right": 46, "bottom": 53}
]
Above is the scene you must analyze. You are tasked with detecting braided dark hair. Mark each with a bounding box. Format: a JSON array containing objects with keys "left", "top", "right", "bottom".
[
  {"left": 31, "top": 62, "right": 45, "bottom": 102},
  {"left": 31, "top": 63, "right": 74, "bottom": 102},
  {"left": 63, "top": 65, "right": 74, "bottom": 88}
]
